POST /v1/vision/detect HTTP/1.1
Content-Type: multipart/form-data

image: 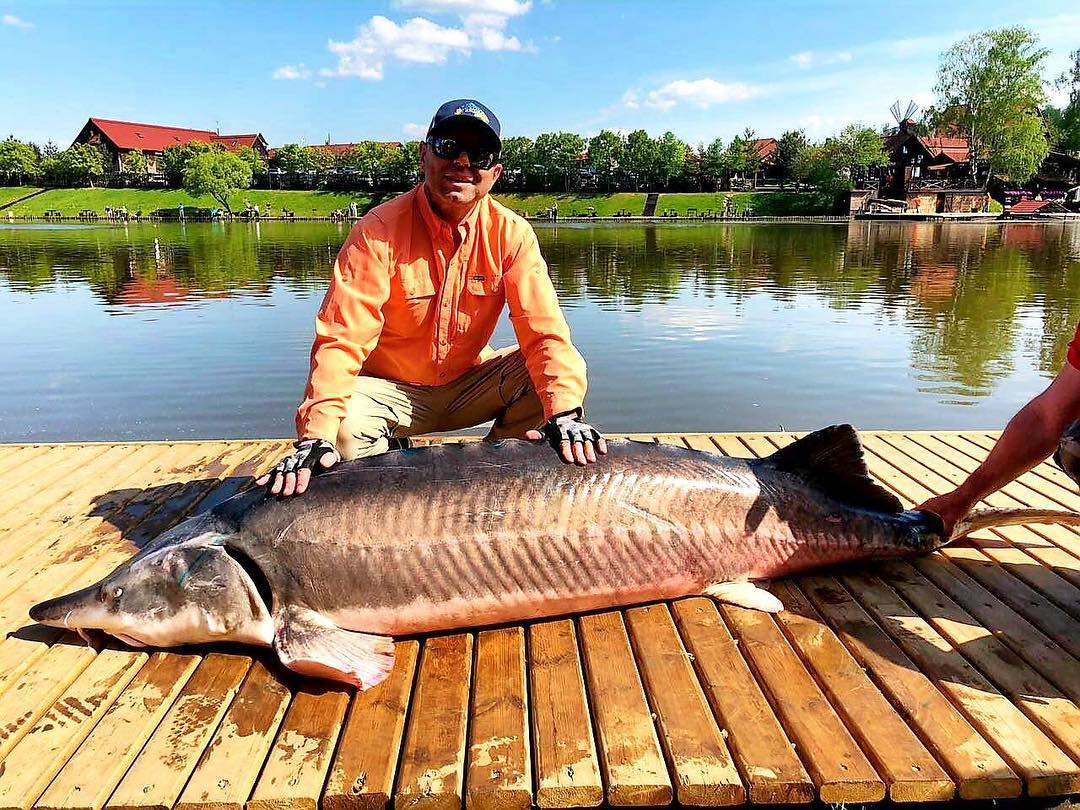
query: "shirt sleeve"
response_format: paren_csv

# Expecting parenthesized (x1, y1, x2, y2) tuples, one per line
(502, 224, 588, 420)
(295, 223, 393, 442)
(1068, 322, 1080, 371)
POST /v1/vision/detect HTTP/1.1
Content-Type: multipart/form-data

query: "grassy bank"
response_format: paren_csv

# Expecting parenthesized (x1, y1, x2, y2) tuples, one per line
(493, 193, 647, 217)
(3, 188, 375, 218)
(0, 186, 42, 208)
(656, 191, 840, 217)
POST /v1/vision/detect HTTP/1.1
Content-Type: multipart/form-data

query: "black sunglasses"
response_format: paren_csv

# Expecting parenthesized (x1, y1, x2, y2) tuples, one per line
(427, 136, 500, 170)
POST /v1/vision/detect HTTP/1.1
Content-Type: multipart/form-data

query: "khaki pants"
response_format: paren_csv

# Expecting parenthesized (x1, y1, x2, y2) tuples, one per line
(335, 346, 545, 460)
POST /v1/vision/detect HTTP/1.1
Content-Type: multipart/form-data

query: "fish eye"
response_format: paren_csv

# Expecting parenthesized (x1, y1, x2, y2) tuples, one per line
(112, 586, 123, 600)
(100, 585, 123, 604)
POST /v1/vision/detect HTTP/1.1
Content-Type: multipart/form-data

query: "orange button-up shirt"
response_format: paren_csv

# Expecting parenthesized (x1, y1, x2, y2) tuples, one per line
(296, 186, 587, 442)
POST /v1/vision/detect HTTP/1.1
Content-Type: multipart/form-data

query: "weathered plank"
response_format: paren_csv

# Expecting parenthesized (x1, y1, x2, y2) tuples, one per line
(323, 641, 420, 810)
(395, 634, 473, 810)
(528, 620, 603, 809)
(0, 649, 144, 810)
(36, 653, 201, 810)
(841, 571, 1080, 797)
(105, 654, 250, 810)
(770, 582, 954, 802)
(466, 628, 532, 810)
(177, 660, 292, 810)
(671, 598, 813, 804)
(578, 611, 671, 806)
(247, 684, 351, 810)
(625, 603, 745, 805)
(719, 603, 885, 803)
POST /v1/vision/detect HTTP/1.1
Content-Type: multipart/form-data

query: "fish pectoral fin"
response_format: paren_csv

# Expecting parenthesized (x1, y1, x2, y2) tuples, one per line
(273, 607, 395, 690)
(705, 581, 784, 613)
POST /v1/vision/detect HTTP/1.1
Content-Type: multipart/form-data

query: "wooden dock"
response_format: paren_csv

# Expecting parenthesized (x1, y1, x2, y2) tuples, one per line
(1, 431, 1080, 809)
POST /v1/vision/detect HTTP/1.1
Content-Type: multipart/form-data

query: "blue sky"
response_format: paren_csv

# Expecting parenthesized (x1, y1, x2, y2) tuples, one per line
(2, 0, 1078, 149)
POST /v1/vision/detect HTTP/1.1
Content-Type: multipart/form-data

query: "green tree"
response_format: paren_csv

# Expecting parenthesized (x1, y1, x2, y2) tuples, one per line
(0, 137, 40, 184)
(701, 138, 728, 189)
(831, 125, 889, 179)
(622, 129, 657, 189)
(183, 149, 252, 212)
(236, 146, 265, 178)
(161, 141, 214, 187)
(655, 131, 687, 188)
(533, 132, 584, 191)
(723, 133, 749, 188)
(305, 146, 336, 174)
(1054, 48, 1080, 151)
(401, 141, 422, 185)
(122, 149, 149, 185)
(774, 129, 811, 188)
(933, 26, 1050, 184)
(269, 143, 309, 174)
(587, 130, 624, 190)
(741, 128, 763, 188)
(47, 144, 105, 187)
(498, 136, 535, 188)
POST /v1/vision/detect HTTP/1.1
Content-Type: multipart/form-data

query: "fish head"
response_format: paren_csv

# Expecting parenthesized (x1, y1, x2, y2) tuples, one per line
(30, 533, 273, 649)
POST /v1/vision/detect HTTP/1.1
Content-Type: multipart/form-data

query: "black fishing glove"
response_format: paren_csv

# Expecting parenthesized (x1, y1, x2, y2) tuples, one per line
(259, 438, 340, 496)
(542, 409, 607, 465)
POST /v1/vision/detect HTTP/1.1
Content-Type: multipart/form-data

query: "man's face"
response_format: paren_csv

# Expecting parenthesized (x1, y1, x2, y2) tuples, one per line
(421, 121, 503, 209)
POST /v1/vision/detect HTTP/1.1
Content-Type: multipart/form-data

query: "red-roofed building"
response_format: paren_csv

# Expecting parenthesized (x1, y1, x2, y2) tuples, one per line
(882, 119, 972, 196)
(73, 118, 269, 174)
(1005, 198, 1071, 217)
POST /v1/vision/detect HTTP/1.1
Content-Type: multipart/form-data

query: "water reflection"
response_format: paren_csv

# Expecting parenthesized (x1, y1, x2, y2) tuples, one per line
(1, 220, 1078, 440)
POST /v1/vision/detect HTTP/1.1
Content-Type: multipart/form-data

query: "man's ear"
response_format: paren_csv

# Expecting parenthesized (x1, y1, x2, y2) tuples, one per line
(490, 163, 503, 184)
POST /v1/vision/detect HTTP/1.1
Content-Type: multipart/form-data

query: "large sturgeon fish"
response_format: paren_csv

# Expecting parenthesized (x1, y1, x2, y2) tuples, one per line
(30, 425, 1080, 689)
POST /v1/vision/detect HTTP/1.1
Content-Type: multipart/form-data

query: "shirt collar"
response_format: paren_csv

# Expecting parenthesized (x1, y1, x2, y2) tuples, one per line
(416, 183, 486, 242)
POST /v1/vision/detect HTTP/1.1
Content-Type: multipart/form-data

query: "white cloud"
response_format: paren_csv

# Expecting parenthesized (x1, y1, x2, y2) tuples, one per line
(320, 0, 534, 80)
(2, 14, 33, 29)
(325, 15, 471, 79)
(403, 122, 427, 137)
(272, 63, 312, 80)
(641, 78, 764, 111)
(789, 50, 852, 69)
(621, 89, 640, 110)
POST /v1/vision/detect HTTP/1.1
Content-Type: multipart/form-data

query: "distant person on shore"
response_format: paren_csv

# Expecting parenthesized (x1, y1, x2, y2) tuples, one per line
(920, 322, 1080, 533)
(178, 202, 185, 221)
(258, 98, 605, 497)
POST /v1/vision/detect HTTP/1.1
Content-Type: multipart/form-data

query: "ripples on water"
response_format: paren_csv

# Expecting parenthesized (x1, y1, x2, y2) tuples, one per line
(1, 219, 1078, 441)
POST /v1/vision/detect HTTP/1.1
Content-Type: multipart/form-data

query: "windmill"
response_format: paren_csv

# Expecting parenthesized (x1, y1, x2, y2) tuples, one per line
(890, 100, 919, 127)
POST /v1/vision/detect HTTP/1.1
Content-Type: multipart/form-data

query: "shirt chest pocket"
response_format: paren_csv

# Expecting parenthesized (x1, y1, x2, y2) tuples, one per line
(396, 262, 437, 299)
(465, 272, 502, 297)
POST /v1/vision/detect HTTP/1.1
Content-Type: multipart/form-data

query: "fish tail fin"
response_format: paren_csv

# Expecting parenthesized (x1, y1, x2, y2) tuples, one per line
(950, 508, 1080, 542)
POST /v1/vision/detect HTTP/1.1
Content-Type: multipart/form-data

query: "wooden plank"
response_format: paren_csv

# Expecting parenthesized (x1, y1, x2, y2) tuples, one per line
(0, 445, 113, 526)
(719, 603, 885, 803)
(913, 554, 1080, 704)
(323, 641, 419, 810)
(671, 599, 813, 804)
(37, 653, 201, 810)
(176, 660, 292, 810)
(770, 582, 954, 802)
(841, 570, 1080, 796)
(956, 433, 1080, 510)
(0, 640, 97, 759)
(578, 611, 671, 806)
(395, 634, 473, 810)
(877, 560, 1080, 766)
(527, 620, 603, 809)
(466, 629, 532, 810)
(799, 575, 1020, 799)
(0, 649, 145, 810)
(625, 604, 745, 805)
(247, 684, 350, 810)
(105, 654, 250, 810)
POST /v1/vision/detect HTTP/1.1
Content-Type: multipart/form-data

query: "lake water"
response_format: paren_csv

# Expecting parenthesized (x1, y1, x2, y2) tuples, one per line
(1, 219, 1079, 442)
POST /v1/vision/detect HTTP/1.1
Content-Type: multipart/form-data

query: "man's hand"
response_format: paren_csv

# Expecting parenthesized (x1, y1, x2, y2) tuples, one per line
(916, 492, 974, 540)
(256, 439, 340, 497)
(526, 410, 607, 466)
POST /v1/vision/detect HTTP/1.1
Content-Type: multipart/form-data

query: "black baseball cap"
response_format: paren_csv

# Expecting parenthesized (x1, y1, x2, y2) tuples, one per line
(427, 99, 502, 151)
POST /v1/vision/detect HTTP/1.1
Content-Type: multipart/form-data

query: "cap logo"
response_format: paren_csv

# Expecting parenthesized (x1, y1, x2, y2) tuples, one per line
(454, 101, 490, 124)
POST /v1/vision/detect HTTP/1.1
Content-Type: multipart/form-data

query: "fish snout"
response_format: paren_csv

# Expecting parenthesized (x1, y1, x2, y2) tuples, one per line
(29, 584, 100, 627)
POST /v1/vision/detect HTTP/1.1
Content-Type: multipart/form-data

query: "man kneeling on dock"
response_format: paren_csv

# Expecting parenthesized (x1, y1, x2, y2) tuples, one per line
(259, 99, 605, 497)
(920, 321, 1080, 532)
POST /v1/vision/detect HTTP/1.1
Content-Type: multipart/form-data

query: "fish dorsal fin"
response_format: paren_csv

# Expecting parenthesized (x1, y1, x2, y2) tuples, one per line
(761, 424, 902, 513)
